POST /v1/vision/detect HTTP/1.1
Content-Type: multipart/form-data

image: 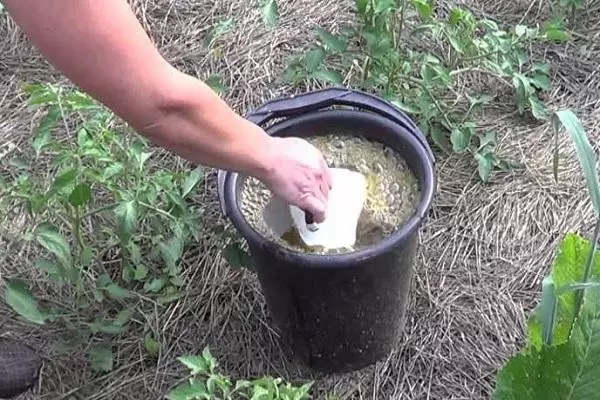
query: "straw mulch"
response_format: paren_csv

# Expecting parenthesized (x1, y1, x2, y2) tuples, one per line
(1, 0, 600, 398)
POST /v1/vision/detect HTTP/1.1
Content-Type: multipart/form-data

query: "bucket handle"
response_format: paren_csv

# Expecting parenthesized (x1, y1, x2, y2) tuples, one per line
(217, 87, 435, 217)
(244, 87, 434, 163)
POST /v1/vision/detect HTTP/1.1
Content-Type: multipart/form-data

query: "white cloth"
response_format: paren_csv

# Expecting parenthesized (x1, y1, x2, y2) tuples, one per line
(289, 168, 367, 250)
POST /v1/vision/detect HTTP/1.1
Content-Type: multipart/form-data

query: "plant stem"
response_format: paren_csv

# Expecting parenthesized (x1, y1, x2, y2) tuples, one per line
(397, 0, 407, 49)
(574, 217, 600, 318)
(83, 202, 119, 218)
(73, 206, 84, 252)
(139, 201, 176, 221)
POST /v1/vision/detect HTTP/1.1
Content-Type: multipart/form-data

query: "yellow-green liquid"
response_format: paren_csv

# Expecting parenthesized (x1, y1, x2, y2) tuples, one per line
(239, 134, 421, 254)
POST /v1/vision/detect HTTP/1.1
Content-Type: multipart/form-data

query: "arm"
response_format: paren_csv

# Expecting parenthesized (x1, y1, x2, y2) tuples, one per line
(3, 0, 274, 178)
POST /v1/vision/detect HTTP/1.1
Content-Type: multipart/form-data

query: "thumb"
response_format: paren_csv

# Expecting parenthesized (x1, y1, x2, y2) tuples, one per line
(300, 195, 326, 223)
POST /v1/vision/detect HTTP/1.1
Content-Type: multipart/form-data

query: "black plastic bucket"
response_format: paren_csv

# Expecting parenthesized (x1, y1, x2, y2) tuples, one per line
(217, 87, 436, 373)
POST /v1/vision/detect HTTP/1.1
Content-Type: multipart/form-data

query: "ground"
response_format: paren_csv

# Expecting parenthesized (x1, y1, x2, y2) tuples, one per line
(1, 0, 600, 399)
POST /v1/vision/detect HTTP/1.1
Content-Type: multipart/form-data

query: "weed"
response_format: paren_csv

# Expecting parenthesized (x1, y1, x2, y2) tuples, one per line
(281, 0, 569, 181)
(1, 82, 206, 371)
(166, 347, 313, 400)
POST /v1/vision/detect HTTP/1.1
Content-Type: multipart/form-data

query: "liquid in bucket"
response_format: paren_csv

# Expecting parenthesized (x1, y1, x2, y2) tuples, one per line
(240, 133, 421, 254)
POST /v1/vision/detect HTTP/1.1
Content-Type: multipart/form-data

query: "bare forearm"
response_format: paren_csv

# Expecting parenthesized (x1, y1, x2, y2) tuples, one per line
(4, 0, 273, 176)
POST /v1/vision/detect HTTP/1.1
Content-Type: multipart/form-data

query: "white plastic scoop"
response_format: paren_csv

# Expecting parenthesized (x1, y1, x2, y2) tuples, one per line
(289, 167, 367, 250)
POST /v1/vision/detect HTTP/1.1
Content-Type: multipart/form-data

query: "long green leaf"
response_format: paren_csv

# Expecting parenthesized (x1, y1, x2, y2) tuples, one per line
(115, 200, 138, 243)
(181, 167, 204, 199)
(553, 110, 600, 216)
(4, 279, 47, 325)
(494, 285, 600, 399)
(36, 225, 73, 269)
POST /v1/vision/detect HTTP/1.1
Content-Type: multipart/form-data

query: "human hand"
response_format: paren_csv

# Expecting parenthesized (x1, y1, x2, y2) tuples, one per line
(259, 137, 333, 223)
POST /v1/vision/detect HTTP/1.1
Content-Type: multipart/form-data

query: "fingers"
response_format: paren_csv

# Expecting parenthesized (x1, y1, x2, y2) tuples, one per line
(303, 155, 331, 224)
(302, 195, 326, 223)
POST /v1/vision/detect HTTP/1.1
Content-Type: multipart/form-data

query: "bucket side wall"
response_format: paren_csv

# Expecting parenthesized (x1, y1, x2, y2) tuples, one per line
(249, 234, 418, 373)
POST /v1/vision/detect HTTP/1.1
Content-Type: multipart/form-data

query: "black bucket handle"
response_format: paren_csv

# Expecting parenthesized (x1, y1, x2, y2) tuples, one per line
(217, 87, 435, 217)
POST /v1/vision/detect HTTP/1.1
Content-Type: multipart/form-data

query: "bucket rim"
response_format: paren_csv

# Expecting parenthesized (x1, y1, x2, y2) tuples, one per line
(218, 109, 437, 268)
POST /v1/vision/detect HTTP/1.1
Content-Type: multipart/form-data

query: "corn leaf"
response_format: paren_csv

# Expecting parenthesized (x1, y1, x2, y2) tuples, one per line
(553, 110, 600, 216)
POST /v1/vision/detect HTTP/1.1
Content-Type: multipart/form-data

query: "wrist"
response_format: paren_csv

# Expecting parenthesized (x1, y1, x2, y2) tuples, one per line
(239, 125, 278, 180)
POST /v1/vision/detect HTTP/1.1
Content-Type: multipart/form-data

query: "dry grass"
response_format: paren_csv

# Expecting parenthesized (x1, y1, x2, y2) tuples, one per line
(1, 0, 600, 399)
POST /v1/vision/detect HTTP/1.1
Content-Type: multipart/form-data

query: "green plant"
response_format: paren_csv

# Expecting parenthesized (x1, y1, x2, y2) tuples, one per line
(167, 347, 313, 400)
(282, 0, 569, 181)
(552, 0, 585, 27)
(1, 82, 207, 371)
(492, 110, 600, 398)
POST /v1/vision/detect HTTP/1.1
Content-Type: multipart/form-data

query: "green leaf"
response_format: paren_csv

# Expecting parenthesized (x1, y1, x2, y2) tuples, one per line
(356, 0, 368, 15)
(450, 127, 471, 153)
(158, 290, 186, 305)
(411, 0, 432, 19)
(530, 74, 551, 91)
(103, 163, 123, 180)
(527, 233, 600, 349)
(545, 28, 569, 42)
(478, 131, 497, 150)
(52, 168, 78, 192)
(35, 259, 64, 280)
(447, 35, 465, 54)
(166, 380, 210, 400)
(89, 309, 132, 334)
(144, 277, 167, 293)
(69, 183, 92, 207)
(134, 264, 148, 281)
(251, 385, 270, 399)
(529, 96, 549, 121)
(205, 75, 226, 95)
(98, 274, 131, 300)
(87, 345, 113, 372)
(77, 127, 90, 148)
(36, 225, 72, 269)
(201, 347, 217, 372)
(553, 110, 600, 216)
(309, 69, 344, 85)
(430, 127, 451, 153)
(313, 29, 348, 53)
(494, 286, 600, 399)
(303, 47, 326, 73)
(159, 235, 184, 275)
(32, 105, 61, 156)
(104, 283, 130, 300)
(181, 166, 204, 198)
(115, 200, 138, 243)
(204, 18, 234, 47)
(475, 152, 494, 182)
(4, 279, 47, 325)
(178, 355, 209, 375)
(449, 7, 466, 24)
(80, 246, 93, 267)
(144, 333, 160, 358)
(374, 0, 395, 13)
(261, 0, 279, 27)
